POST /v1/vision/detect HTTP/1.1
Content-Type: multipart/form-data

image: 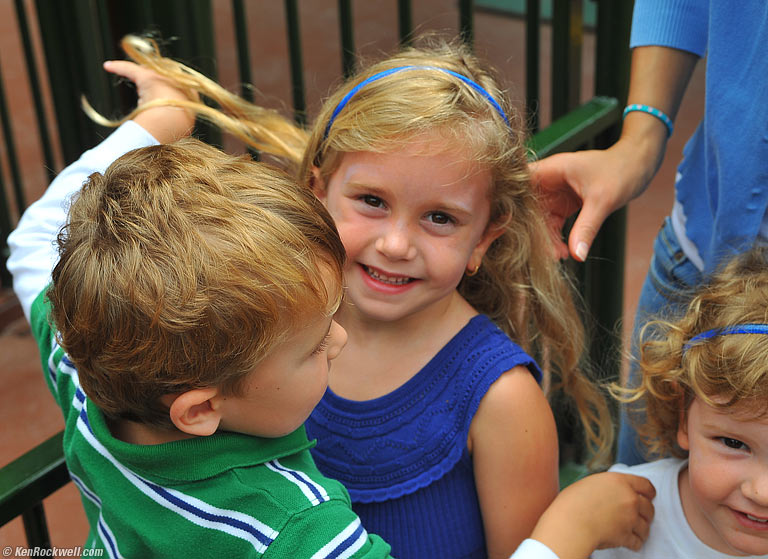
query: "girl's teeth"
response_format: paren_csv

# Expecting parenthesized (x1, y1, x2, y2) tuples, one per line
(747, 514, 768, 523)
(365, 266, 411, 285)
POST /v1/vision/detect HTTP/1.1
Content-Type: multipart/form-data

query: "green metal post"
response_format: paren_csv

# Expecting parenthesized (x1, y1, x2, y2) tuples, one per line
(338, 0, 355, 78)
(14, 0, 56, 182)
(581, 0, 633, 391)
(551, 0, 583, 120)
(397, 0, 413, 46)
(285, 0, 307, 125)
(525, 0, 541, 132)
(458, 0, 474, 47)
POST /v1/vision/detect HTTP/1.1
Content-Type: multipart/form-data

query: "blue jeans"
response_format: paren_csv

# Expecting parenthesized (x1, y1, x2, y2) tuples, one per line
(616, 217, 703, 464)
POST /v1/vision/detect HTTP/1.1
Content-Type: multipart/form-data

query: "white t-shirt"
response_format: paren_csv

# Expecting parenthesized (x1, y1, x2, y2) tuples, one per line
(592, 458, 768, 559)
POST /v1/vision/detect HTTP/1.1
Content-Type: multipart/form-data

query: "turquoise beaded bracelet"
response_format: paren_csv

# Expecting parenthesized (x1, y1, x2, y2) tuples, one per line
(622, 104, 674, 138)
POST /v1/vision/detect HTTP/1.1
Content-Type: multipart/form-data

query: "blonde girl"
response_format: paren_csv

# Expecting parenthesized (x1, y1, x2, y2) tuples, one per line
(100, 35, 613, 559)
(595, 247, 768, 558)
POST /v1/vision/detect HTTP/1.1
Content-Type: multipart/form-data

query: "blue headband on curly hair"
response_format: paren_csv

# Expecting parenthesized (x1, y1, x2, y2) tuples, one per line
(322, 65, 510, 140)
(683, 324, 768, 354)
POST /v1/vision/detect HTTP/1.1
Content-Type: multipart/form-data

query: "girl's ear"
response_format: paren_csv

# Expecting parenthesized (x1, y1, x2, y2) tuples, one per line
(468, 221, 505, 272)
(309, 166, 327, 202)
(167, 387, 223, 437)
(676, 398, 690, 451)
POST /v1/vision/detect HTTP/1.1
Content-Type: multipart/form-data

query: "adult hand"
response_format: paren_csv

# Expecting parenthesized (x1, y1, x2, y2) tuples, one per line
(531, 135, 663, 262)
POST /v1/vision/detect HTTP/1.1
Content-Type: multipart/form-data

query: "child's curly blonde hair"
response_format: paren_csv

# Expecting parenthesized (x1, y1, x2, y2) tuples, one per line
(614, 247, 768, 458)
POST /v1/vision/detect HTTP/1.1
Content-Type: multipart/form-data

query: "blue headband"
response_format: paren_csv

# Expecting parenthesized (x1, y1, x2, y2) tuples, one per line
(322, 65, 510, 140)
(683, 324, 768, 353)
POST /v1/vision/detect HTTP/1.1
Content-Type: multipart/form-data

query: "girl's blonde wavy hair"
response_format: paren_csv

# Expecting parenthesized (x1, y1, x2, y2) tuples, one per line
(613, 247, 768, 458)
(105, 34, 613, 464)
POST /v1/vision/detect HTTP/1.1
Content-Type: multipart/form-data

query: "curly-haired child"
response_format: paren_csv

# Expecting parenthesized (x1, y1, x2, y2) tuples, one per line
(594, 248, 768, 558)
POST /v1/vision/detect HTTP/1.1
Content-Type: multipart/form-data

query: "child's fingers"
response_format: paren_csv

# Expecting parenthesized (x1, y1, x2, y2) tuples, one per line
(627, 474, 656, 500)
(637, 492, 654, 523)
(103, 60, 144, 81)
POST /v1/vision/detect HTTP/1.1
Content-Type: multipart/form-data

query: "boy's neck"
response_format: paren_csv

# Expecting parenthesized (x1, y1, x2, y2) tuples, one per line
(109, 416, 195, 446)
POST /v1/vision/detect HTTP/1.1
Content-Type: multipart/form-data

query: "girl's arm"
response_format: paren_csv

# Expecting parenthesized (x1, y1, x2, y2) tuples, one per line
(524, 472, 655, 559)
(469, 365, 560, 559)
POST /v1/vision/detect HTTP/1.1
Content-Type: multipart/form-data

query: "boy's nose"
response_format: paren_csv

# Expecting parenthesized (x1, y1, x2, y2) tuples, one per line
(374, 223, 417, 260)
(327, 320, 348, 360)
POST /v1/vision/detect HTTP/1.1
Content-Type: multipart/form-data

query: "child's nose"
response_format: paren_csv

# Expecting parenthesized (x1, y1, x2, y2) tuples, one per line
(374, 222, 417, 260)
(327, 320, 348, 361)
(742, 468, 768, 507)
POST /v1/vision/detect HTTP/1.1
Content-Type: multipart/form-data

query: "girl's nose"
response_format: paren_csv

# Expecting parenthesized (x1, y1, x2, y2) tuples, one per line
(374, 223, 417, 260)
(327, 320, 348, 361)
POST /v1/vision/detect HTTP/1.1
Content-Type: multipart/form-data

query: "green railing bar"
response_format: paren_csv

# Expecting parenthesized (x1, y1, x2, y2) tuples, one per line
(13, 0, 56, 183)
(525, 0, 541, 132)
(0, 431, 68, 527)
(73, 1, 113, 125)
(527, 96, 619, 158)
(0, 60, 26, 213)
(397, 0, 413, 46)
(0, 60, 23, 287)
(582, 0, 633, 395)
(233, 0, 261, 159)
(338, 0, 355, 78)
(232, 0, 254, 102)
(22, 503, 52, 549)
(595, 0, 633, 103)
(551, 0, 582, 120)
(35, 1, 81, 164)
(284, 0, 307, 125)
(458, 0, 474, 46)
(0, 166, 13, 288)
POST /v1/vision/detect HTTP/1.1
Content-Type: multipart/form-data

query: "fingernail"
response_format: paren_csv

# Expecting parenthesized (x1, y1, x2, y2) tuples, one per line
(575, 242, 589, 262)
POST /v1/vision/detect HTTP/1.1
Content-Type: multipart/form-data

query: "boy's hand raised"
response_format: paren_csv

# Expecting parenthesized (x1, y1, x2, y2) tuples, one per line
(103, 60, 197, 143)
(529, 472, 655, 559)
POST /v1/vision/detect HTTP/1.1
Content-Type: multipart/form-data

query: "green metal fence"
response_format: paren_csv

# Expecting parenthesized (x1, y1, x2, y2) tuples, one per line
(0, 0, 633, 547)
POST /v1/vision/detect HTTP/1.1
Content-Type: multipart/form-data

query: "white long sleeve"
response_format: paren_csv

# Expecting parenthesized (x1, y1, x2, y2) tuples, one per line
(7, 121, 158, 321)
(509, 539, 560, 559)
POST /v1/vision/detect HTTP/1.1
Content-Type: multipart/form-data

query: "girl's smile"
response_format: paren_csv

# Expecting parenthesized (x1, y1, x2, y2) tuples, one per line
(315, 133, 501, 326)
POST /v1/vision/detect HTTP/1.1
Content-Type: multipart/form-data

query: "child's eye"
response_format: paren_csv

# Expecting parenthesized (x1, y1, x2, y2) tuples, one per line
(719, 437, 748, 451)
(361, 195, 384, 208)
(311, 334, 331, 356)
(427, 212, 456, 225)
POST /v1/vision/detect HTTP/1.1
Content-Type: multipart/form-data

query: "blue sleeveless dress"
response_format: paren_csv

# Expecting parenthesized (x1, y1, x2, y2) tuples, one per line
(305, 315, 543, 559)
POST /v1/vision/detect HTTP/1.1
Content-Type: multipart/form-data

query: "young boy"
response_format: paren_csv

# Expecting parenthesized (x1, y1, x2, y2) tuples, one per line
(8, 59, 653, 559)
(593, 248, 768, 559)
(8, 116, 398, 556)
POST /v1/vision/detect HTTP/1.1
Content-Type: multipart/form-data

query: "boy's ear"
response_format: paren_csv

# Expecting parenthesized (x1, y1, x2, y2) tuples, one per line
(309, 166, 327, 202)
(167, 387, 223, 437)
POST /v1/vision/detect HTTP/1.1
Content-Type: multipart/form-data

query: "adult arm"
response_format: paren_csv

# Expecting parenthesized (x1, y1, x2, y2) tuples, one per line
(470, 366, 560, 558)
(533, 45, 699, 261)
